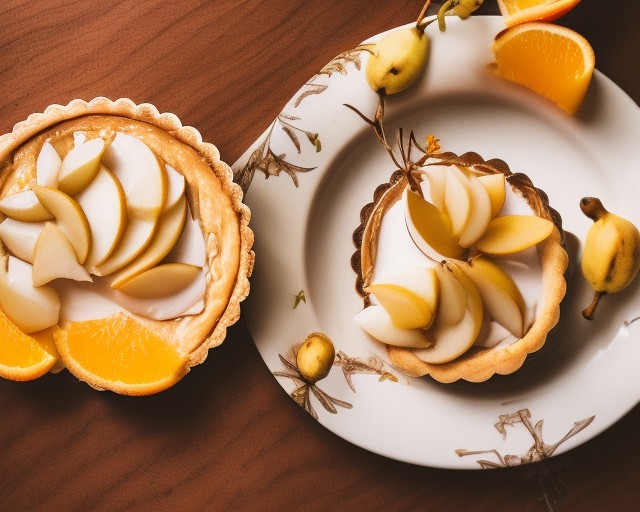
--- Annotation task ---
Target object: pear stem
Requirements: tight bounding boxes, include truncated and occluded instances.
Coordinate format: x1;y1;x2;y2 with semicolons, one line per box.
437;1;454;31
415;0;432;33
580;197;607;222
582;291;605;320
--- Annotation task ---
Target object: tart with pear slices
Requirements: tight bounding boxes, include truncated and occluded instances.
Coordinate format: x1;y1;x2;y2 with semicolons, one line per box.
352;152;568;383
0;98;253;393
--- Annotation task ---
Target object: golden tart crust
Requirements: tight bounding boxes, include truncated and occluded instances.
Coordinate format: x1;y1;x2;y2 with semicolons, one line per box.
353;153;568;383
0;97;254;368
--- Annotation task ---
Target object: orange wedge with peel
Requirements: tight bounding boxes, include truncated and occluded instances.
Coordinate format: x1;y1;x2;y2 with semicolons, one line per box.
0;308;59;381
54;313;188;395
497;0;581;27
491;22;595;114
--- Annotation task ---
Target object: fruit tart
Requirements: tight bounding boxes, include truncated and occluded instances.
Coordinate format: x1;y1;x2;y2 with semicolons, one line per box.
0;98;253;394
353;150;567;383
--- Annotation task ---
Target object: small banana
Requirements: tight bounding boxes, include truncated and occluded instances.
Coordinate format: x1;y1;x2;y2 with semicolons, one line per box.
580;197;640;319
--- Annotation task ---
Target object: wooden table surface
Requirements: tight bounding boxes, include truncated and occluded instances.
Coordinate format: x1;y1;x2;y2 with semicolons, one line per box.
2;1;639;510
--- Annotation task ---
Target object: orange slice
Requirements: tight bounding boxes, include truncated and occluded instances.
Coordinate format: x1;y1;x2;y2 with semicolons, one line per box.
0;308;59;381
491;22;595;114
497;0;581;27
54;313;188;395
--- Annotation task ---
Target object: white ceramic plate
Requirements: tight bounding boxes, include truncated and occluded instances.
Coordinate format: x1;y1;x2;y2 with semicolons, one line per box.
232;16;640;469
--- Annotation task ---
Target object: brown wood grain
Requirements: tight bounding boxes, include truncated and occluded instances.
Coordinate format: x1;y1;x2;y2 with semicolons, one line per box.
1;1;640;510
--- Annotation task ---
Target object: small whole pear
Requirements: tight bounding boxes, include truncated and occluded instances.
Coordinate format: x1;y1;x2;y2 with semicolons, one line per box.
580;197;640;319
296;332;335;383
365;27;430;95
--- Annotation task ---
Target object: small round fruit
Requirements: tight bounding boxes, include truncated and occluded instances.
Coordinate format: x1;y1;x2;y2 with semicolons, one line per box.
296;332;336;383
365;27;430;95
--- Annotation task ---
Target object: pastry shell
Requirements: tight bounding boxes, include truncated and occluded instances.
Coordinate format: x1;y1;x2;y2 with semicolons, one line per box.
0;97;254;369
352;152;568;383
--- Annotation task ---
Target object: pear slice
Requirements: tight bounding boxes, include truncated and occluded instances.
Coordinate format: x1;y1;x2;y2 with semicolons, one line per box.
117;262;201;299
101;132;168;219
0;190;53;222
32;223;92;287
458;173;492;248
403;187;464;260
474;215;554;255
0;255;60;333
366;284;434;330
477;173;506;218
164;203;206;267
433;263;467;326
412;263;483;364
355;305;433;348
460;256;525;337
109;196;187;288
57;137;106;195
424;166;447;210
443;166;472;238
76;166;128;270
164;164;186;210
0;218;44;263
94;218;156;276
36;141;62;187
104;267;206;320
32;186;91;264
366;265;439;329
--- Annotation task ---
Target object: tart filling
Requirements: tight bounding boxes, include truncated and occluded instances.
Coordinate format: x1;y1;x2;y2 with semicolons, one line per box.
1;123;208;324
353;153;567;383
0;98;254;392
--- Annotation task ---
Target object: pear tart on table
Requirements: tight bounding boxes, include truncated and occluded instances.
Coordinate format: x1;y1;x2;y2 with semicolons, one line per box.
352;152;568;383
0;98;254;394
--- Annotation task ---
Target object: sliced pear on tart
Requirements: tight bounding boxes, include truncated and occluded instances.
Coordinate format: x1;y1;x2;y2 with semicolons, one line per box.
116;262;201;299
101;131;168;220
0;218;44;263
460;256;526;338
474;215;555;255
411;263;484;364
403;187;464;260
477;173;506;218
0;255;60;333
365;265;439;330
57;137;106;196
32;222;92;287
33;186;91;264
353;151;567;383
109;195;187;288
355;305;433;348
76;166;128;270
35;141;62;187
0;190;52;222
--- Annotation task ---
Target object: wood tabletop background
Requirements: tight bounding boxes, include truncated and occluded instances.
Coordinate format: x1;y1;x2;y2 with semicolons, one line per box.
2;1;639;510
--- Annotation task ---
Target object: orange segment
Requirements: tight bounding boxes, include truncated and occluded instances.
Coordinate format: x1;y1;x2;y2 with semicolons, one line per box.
497;0;581;27
0;308;59;381
54;313;188;395
491;22;595;114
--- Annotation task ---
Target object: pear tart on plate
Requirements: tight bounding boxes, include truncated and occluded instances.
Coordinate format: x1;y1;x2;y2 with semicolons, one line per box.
352;151;568;383
0;98;254;394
